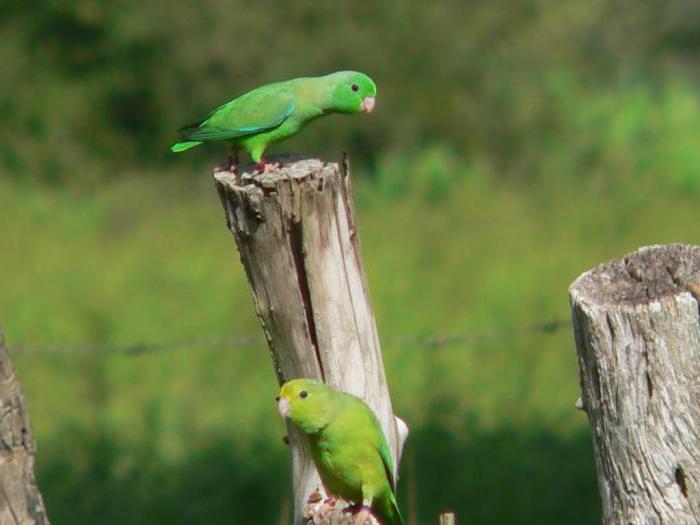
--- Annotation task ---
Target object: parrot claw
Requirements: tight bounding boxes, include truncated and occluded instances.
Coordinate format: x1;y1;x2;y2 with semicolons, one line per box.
351;505;373;525
343;503;374;524
304;495;337;524
307;489;322;503
255;157;281;175
265;162;281;174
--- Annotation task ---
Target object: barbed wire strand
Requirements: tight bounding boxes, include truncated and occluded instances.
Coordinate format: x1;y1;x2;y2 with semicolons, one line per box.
8;335;259;356
6;318;569;356
395;318;569;349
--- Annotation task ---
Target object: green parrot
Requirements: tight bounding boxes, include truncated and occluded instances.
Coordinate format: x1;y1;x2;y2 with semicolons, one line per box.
171;71;377;173
277;379;403;525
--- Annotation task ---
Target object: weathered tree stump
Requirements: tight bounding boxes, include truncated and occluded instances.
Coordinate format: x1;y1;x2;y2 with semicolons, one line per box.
214;156;407;524
570;244;700;524
0;329;50;525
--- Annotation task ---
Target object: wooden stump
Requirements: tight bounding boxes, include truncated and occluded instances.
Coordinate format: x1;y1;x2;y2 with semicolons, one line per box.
570;244;700;524
0;329;50;525
214;156;407;524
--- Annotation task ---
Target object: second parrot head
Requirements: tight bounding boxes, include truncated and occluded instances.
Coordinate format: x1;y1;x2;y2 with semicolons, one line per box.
325;71;377;115
277;378;336;433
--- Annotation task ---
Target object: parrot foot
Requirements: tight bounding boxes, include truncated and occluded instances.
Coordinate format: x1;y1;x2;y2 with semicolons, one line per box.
306;489;322;504
344;503;373;519
303;492;336;523
263;163;280;174
351;505;374;525
255;157;280;175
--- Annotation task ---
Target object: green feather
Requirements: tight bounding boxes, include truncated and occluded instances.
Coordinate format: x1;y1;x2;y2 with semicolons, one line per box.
170;141;202;152
278;379;403;525
171;71;377;163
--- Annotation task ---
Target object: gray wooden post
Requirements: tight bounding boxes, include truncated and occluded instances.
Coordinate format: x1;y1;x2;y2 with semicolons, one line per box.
570;244;700;524
214;157;408;524
0;329;50;525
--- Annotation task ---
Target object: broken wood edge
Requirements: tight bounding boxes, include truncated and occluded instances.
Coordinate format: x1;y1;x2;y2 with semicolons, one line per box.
0;328;50;525
570;243;700;307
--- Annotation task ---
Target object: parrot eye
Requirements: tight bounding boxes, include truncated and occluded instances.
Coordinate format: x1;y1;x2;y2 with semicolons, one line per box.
299;390;308;399
351;84;359;92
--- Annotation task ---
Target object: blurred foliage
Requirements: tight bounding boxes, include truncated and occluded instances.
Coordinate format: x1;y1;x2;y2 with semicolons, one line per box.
40;429;289;525
3;162;700;522
3;0;700;183
3;0;700;523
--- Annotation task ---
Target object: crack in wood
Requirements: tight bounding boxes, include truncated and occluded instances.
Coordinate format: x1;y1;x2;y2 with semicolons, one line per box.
675;465;689;498
645;370;653;400
288;220;324;381
0;330;50;524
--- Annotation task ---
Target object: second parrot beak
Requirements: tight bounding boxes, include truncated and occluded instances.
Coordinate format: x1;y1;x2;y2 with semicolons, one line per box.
277;396;290;419
361;96;375;113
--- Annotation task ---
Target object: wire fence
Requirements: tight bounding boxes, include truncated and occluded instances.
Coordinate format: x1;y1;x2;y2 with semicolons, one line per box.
6;317;570;356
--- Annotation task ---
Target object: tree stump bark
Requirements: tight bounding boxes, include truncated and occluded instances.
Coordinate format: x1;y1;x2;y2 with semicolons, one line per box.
214;156;407;524
570;244;700;524
0;329;50;525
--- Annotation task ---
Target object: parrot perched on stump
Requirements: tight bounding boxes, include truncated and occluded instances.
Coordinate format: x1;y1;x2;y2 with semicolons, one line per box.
171;71;377;173
277;379;403;525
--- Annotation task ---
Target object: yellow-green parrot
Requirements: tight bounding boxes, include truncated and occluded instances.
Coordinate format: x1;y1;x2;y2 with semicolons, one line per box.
171;71;376;173
277;379;403;525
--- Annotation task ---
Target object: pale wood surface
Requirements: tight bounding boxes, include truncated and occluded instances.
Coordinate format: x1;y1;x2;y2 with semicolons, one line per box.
570;244;700;524
439;512;456;525
215;156;407;524
0;329;50;525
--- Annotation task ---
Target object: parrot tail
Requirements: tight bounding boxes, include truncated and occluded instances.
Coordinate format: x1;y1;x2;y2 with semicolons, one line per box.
373;493;404;525
170;141;203;153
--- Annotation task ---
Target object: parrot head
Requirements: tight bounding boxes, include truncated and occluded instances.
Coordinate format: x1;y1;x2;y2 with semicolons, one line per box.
277;378;336;434
326;71;377;115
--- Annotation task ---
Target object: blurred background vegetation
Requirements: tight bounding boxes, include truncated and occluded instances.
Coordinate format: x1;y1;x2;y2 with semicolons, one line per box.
2;0;700;523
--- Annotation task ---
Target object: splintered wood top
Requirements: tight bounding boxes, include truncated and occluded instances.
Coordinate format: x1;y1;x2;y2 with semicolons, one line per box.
213;155;339;191
570;243;700;306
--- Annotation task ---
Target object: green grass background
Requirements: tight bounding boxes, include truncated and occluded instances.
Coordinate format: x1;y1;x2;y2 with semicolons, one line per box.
4;138;700;523
3;1;700;522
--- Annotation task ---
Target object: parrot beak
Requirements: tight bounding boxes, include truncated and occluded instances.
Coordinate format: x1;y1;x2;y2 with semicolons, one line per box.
277;396;291;419
361;96;375;113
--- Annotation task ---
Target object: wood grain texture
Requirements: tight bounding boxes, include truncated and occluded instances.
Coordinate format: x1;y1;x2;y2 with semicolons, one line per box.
0;329;50;525
214;156;406;524
570;244;700;524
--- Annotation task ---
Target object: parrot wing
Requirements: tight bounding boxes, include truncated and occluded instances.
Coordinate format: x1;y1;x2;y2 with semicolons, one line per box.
180;88;295;142
373;420;404;525
373;419;396;493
